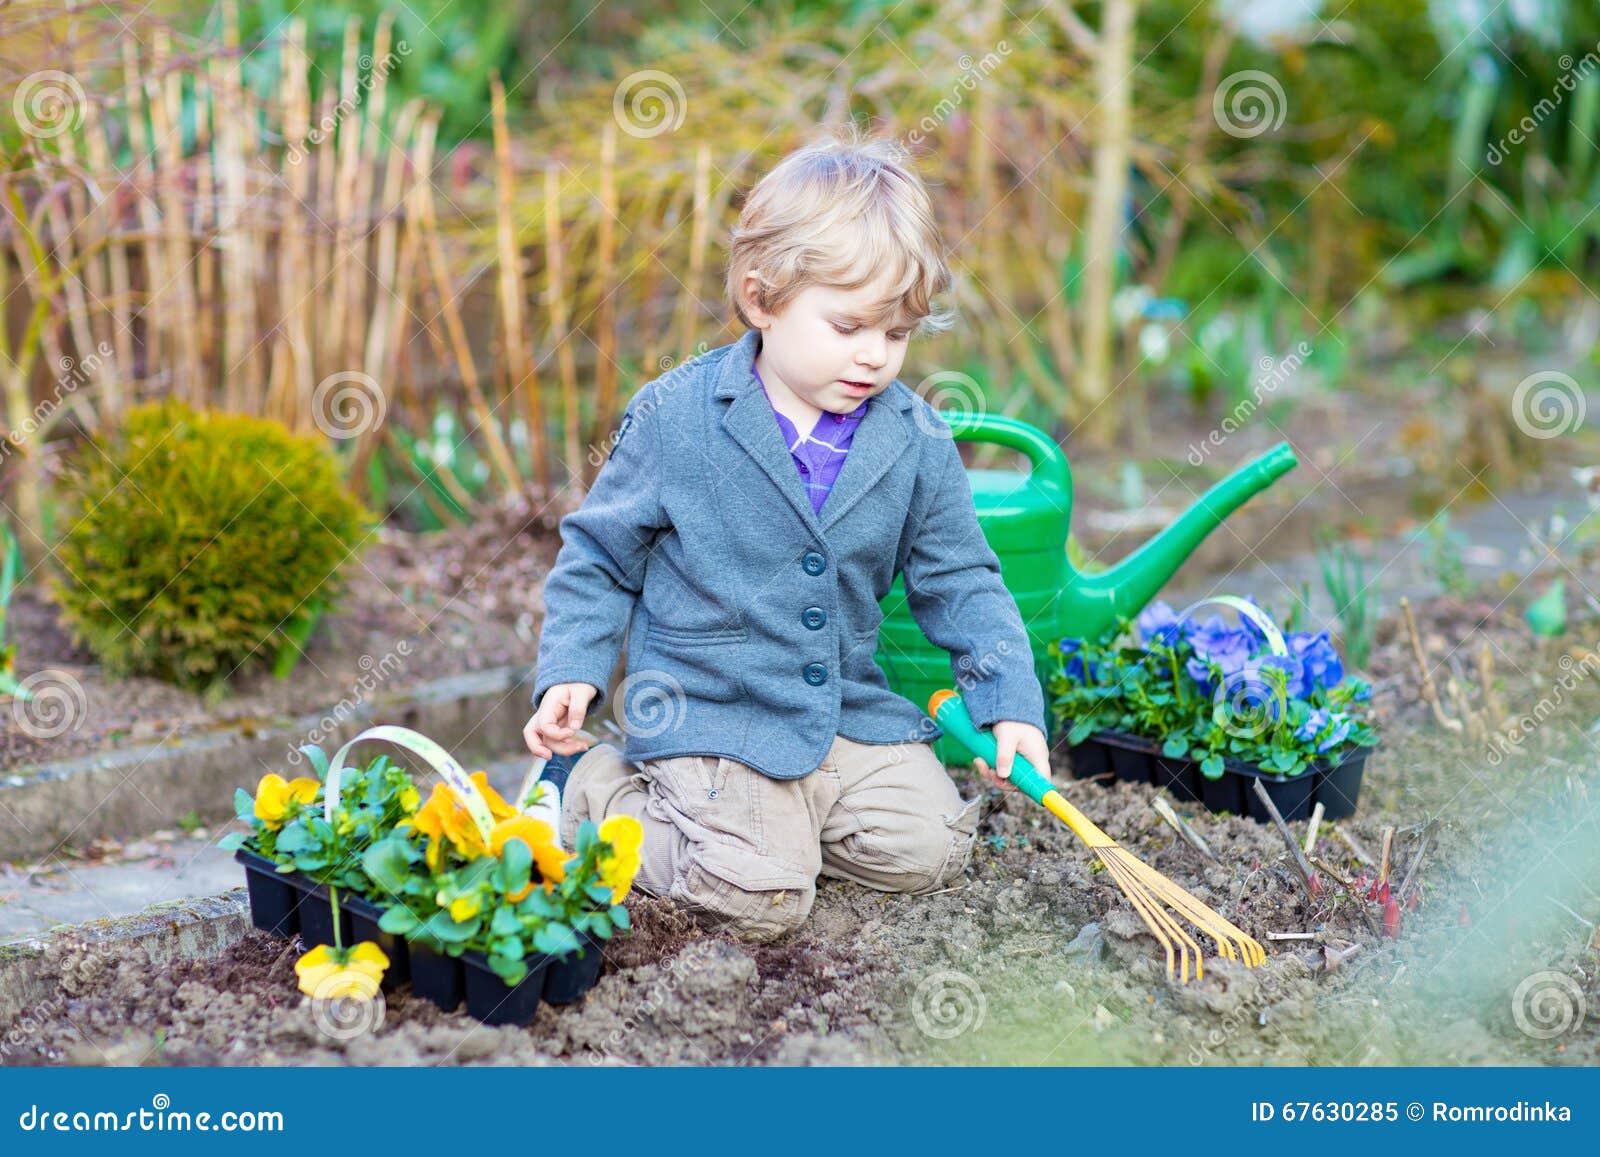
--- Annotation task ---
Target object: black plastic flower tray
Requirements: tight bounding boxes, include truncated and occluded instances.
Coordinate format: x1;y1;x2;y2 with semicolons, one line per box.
236;848;301;938
344;893;411;990
285;876;355;951
462;949;556;1026
1057;728;1370;822
542;931;606;1006
234;850;609;1021
408;941;464;1012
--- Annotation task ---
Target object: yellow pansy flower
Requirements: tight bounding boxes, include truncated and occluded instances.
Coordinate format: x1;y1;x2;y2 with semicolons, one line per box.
294;941;389;1000
597;815;644;904
445;892;483;922
409;784;490;872
254;774;321;831
469;771;520;822
397;785;420;815
489;817;567;900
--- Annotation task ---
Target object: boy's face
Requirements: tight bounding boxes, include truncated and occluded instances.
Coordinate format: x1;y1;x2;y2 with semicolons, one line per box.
744;270;915;416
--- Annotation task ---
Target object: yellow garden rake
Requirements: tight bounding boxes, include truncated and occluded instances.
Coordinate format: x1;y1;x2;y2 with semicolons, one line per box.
929;690;1266;983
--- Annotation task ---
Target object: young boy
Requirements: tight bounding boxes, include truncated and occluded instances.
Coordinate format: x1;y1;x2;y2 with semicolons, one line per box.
524;130;1049;942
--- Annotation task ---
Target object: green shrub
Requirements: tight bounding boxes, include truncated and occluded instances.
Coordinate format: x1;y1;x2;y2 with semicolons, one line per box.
52;401;374;689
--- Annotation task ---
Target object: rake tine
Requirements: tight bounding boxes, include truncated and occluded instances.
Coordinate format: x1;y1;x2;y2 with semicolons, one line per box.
929;691;1269;984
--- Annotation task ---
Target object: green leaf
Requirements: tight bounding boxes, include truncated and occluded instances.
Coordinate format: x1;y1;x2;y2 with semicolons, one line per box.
274;825;315;855
574;821;597;858
378;906;421;935
234;788;255;822
533;923;582;957
611;905;631;931
362;838;414;894
490;906;521;938
298;745;330;778
216;831;246;851
1161;735;1189;758
490;956;528;987
496;837;533;896
1200;756;1225;781
424;911;481;943
491;936;524;960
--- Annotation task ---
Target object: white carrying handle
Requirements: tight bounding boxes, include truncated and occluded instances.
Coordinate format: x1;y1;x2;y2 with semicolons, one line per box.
323;724;495;841
1175;594;1290;658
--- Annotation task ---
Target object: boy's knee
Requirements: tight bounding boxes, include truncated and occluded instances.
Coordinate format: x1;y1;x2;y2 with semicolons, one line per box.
835;795;983;895
673;841;816;942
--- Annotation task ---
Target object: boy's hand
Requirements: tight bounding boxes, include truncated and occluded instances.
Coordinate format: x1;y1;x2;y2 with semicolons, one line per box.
972;720;1051;793
524;682;599;759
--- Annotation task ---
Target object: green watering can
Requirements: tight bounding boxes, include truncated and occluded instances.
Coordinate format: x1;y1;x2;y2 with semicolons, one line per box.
874;411;1298;762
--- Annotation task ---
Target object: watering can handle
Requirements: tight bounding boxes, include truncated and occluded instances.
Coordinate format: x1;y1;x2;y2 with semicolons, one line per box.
943;410;1070;495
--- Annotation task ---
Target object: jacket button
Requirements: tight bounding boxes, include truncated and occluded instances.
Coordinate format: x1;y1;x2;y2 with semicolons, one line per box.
801;550;826;575
802;607;826;630
803;663;828;685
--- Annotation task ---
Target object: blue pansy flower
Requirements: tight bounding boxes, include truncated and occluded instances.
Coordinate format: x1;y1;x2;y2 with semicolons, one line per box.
1285;630;1344;698
1295;707;1353;753
1215;655;1303;721
1186;617;1256;693
1058;637;1094;683
1135;600;1189;648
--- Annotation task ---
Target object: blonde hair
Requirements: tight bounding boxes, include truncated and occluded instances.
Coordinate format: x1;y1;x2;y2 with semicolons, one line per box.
726;126;955;335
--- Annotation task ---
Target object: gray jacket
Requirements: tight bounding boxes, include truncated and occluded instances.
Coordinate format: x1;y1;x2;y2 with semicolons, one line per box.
532;327;1046;779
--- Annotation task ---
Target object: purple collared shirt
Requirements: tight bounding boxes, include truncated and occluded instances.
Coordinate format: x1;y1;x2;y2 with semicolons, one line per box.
753;363;869;515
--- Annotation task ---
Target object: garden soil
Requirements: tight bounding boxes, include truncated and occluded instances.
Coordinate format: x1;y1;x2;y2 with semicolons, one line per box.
6;590;1599;1067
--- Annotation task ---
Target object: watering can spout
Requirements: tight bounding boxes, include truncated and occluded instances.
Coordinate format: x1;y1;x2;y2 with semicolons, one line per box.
1059;441;1298;642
